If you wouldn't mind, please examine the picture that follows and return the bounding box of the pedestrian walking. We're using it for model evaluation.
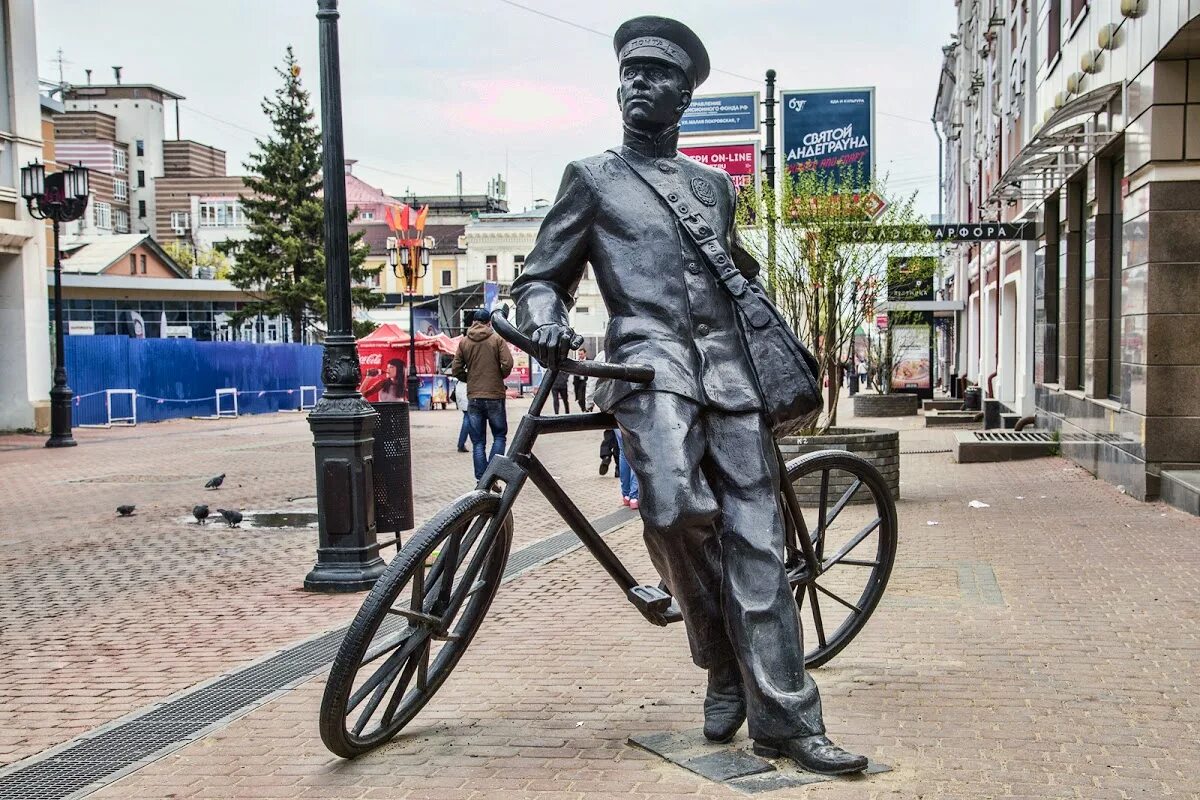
[585,351,621,477]
[453,376,471,453]
[615,430,639,509]
[573,347,590,410]
[551,368,571,414]
[857,357,868,390]
[451,309,514,480]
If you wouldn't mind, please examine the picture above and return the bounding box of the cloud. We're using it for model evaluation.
[441,77,610,135]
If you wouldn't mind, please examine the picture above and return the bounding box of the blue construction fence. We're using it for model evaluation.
[64,336,325,427]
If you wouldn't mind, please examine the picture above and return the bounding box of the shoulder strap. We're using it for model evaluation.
[607,148,770,327]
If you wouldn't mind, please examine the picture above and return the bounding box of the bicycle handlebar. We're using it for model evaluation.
[490,309,655,385]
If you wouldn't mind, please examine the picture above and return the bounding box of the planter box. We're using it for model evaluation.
[777,427,900,501]
[853,393,919,417]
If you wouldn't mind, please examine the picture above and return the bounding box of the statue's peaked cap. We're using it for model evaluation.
[613,16,710,90]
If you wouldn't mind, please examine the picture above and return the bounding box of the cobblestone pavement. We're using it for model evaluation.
[0,399,627,768]
[5,398,1200,798]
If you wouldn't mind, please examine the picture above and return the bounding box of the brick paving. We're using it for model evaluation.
[0,400,627,769]
[4,397,1200,798]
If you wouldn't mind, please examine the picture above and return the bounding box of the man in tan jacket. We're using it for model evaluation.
[451,309,514,480]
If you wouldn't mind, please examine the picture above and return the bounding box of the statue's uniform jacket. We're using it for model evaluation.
[512,126,761,415]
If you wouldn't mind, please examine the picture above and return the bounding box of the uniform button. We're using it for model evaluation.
[686,262,702,275]
[697,323,711,336]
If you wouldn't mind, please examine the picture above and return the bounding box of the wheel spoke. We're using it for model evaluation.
[380,656,421,727]
[347,630,428,714]
[814,582,863,614]
[435,530,462,613]
[416,639,430,691]
[814,469,830,558]
[806,584,827,648]
[822,516,882,570]
[359,624,414,667]
[822,478,863,530]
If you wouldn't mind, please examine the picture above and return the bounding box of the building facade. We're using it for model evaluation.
[0,0,51,430]
[936,0,1200,499]
[462,203,608,339]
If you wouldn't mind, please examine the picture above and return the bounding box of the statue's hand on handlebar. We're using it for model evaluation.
[530,323,579,368]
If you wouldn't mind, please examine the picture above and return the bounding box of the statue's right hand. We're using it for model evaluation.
[530,323,578,367]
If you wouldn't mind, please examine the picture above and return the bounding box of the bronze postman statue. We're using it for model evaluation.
[512,16,868,775]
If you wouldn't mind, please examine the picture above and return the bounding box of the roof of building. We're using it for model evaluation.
[59,234,189,278]
[65,83,186,101]
[351,222,466,256]
[467,203,552,230]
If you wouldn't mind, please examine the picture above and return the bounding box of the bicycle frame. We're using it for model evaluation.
[475,366,651,607]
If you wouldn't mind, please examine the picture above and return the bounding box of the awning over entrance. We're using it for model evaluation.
[990,83,1122,204]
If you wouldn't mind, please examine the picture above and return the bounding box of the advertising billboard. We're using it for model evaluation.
[679,141,759,200]
[680,92,759,136]
[780,87,875,187]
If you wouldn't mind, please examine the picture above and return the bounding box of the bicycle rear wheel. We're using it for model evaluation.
[782,451,898,668]
[320,490,512,757]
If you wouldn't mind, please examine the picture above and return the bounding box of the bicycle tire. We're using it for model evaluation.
[320,490,512,757]
[783,450,898,668]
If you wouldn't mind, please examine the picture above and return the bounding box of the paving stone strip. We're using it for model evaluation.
[0,506,638,800]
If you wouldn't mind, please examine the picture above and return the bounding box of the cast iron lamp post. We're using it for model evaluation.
[305,0,385,592]
[386,235,431,405]
[21,161,90,448]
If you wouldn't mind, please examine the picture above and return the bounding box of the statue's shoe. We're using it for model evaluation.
[702,661,746,743]
[752,735,869,775]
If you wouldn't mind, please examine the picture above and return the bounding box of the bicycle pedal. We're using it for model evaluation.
[629,584,674,625]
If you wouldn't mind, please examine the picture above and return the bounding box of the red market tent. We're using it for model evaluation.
[356,324,443,401]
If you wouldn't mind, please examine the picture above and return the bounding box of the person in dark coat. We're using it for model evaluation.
[573,347,590,409]
[551,367,571,414]
[511,16,867,775]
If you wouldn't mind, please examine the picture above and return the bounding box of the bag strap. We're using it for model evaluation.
[607,148,771,327]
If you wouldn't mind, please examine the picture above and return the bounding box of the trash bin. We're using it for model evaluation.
[371,401,415,535]
[963,386,981,411]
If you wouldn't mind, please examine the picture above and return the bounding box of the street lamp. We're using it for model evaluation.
[22,161,90,448]
[305,0,385,592]
[386,235,431,405]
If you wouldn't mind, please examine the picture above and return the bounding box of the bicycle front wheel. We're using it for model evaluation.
[783,451,898,668]
[320,490,513,758]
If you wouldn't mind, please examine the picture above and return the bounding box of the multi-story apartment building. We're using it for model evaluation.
[0,0,51,430]
[59,80,182,237]
[935,0,1200,501]
[154,141,250,257]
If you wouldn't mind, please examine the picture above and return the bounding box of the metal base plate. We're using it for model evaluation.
[629,728,891,795]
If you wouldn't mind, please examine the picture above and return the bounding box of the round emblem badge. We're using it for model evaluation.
[690,177,718,207]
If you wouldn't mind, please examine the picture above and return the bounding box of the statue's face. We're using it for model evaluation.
[619,58,691,132]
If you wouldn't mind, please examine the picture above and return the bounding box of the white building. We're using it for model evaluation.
[462,202,608,340]
[0,1,51,430]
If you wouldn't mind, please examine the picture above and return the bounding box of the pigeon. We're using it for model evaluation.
[193,504,210,525]
[217,508,243,528]
[116,505,136,516]
[204,473,225,490]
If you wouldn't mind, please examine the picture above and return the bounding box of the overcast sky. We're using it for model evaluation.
[36,0,955,216]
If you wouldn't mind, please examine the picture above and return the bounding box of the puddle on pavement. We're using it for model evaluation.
[242,511,318,529]
[179,509,318,530]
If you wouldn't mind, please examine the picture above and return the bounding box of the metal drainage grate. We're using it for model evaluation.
[0,507,640,800]
[973,431,1055,443]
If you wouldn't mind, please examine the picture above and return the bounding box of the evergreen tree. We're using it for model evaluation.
[221,47,376,342]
